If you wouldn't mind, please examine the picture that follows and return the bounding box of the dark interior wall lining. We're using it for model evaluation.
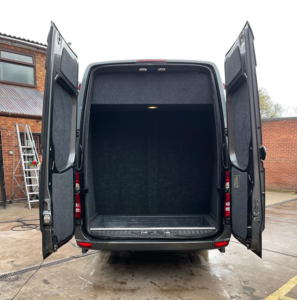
[231,168,248,239]
[87,109,216,216]
[52,83,73,171]
[52,169,74,242]
[83,69,222,230]
[232,82,251,169]
[154,111,215,214]
[225,46,241,86]
[91,72,213,105]
[92,110,149,215]
[85,112,97,222]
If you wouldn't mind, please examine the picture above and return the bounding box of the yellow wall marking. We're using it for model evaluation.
[265,275,297,300]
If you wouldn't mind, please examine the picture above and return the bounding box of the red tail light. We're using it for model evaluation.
[77,241,92,248]
[225,171,231,218]
[214,241,229,248]
[75,172,81,219]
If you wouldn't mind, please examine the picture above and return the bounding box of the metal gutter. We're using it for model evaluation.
[0,35,47,53]
[0,112,42,119]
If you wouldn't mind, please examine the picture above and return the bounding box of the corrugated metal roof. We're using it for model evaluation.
[0,32,47,47]
[0,84,43,117]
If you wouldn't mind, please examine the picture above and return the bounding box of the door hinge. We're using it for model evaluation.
[57,33,62,46]
[75,188,89,194]
[76,130,80,138]
[250,211,260,221]
[43,209,51,225]
[217,187,230,193]
[223,218,230,225]
[43,214,51,224]
[224,128,228,136]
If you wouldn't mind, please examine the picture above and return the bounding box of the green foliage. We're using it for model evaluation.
[259,88,283,119]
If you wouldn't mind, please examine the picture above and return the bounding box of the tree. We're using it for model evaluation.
[258,88,283,119]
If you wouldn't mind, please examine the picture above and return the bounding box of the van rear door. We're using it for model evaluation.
[225,22,265,258]
[40,23,78,259]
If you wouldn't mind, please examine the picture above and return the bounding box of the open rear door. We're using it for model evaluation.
[225,22,265,257]
[40,23,78,258]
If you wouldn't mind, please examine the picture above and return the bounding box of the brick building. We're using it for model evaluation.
[262,117,297,192]
[0,33,46,206]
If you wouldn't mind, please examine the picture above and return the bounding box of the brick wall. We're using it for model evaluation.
[262,117,297,192]
[0,43,46,91]
[0,116,42,200]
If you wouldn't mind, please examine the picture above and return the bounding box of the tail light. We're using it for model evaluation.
[225,171,231,218]
[214,241,229,248]
[75,172,81,219]
[77,241,92,248]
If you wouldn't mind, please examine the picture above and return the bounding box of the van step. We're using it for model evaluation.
[89,228,217,239]
[90,227,215,231]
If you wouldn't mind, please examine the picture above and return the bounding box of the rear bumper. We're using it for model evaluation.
[75,224,231,251]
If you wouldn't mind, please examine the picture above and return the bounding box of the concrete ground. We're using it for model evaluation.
[0,191,296,300]
[265,191,297,207]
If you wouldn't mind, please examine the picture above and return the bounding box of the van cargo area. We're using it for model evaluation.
[83,68,222,239]
[41,22,265,259]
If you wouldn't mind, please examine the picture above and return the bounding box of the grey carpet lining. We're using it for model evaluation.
[60,48,78,88]
[91,72,213,105]
[231,168,248,240]
[225,46,242,86]
[52,169,74,242]
[232,81,251,169]
[87,109,216,216]
[52,83,73,171]
[83,70,221,232]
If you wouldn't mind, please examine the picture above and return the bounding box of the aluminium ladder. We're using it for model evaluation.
[12,124,40,209]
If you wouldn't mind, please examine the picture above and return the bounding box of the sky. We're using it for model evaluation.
[0,0,296,116]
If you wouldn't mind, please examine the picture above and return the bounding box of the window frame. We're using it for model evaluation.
[0,47,36,88]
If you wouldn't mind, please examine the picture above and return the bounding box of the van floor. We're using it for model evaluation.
[88,214,217,239]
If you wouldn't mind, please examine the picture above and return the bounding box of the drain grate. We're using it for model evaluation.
[0,251,99,280]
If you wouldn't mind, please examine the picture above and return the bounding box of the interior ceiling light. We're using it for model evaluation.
[148,106,158,109]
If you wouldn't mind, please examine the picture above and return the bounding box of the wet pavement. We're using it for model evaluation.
[0,192,296,300]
